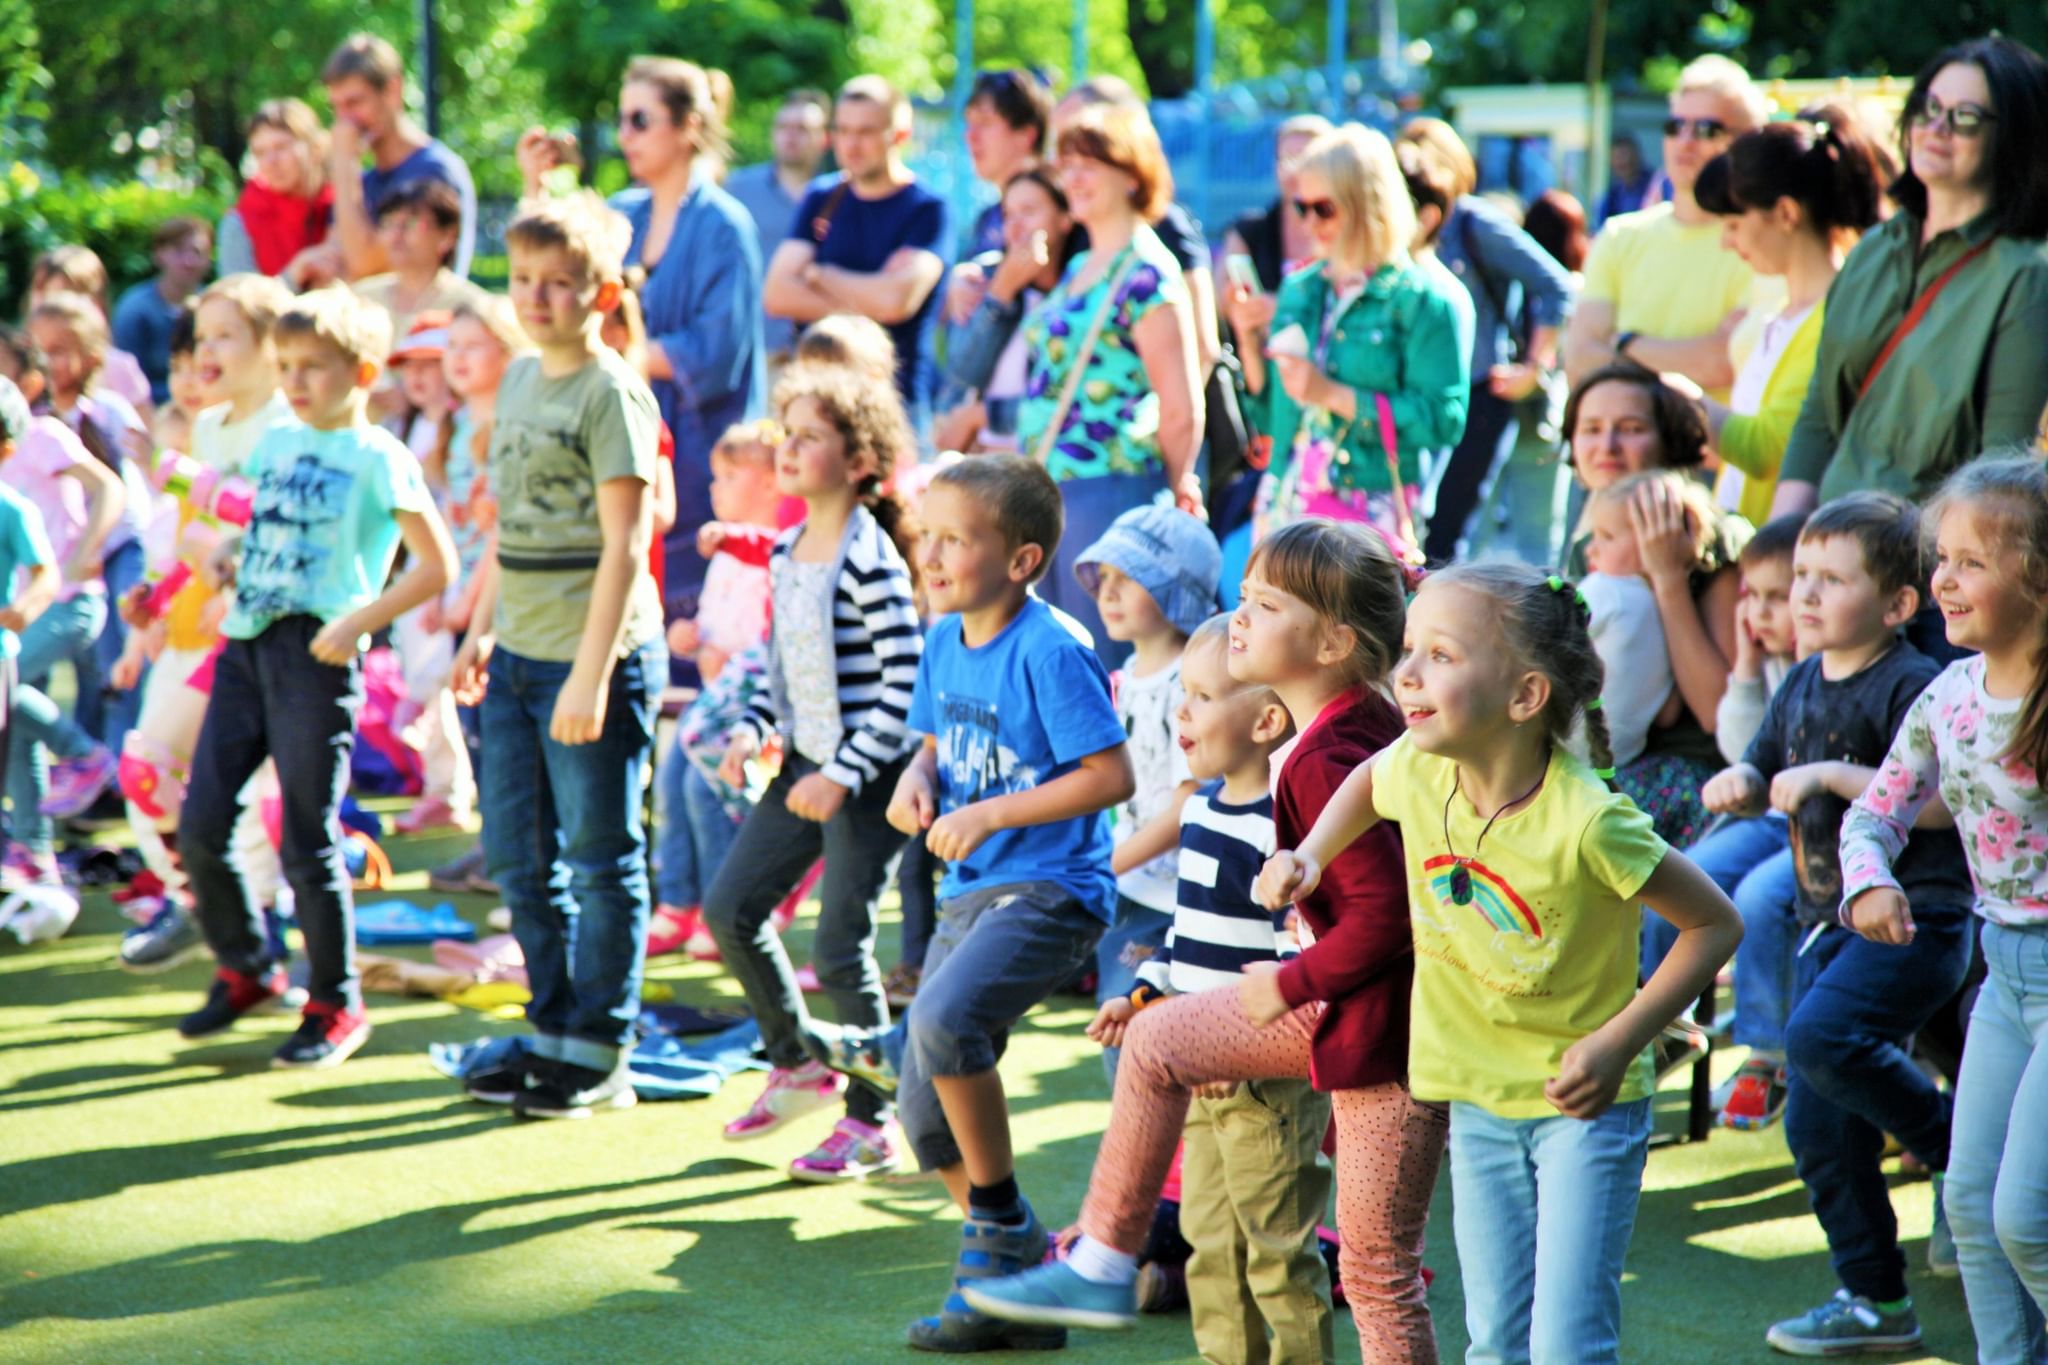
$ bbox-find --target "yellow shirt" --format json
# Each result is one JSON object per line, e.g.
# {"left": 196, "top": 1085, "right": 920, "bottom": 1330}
{"left": 163, "top": 394, "right": 294, "bottom": 651}
{"left": 1371, "top": 735, "right": 1668, "bottom": 1118}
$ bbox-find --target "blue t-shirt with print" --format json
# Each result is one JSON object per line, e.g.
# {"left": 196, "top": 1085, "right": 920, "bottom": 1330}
{"left": 907, "top": 596, "right": 1125, "bottom": 921}
{"left": 0, "top": 481, "right": 53, "bottom": 660}
{"left": 788, "top": 175, "right": 953, "bottom": 409}
{"left": 224, "top": 420, "right": 432, "bottom": 641}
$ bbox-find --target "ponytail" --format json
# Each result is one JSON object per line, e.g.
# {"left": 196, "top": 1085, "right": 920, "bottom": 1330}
{"left": 1694, "top": 100, "right": 1887, "bottom": 243}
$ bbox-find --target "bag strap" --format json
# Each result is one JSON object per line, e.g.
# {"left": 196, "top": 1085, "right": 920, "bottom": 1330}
{"left": 1372, "top": 391, "right": 1424, "bottom": 566}
{"left": 1031, "top": 245, "right": 1144, "bottom": 467}
{"left": 809, "top": 181, "right": 851, "bottom": 245}
{"left": 1858, "top": 240, "right": 1991, "bottom": 401}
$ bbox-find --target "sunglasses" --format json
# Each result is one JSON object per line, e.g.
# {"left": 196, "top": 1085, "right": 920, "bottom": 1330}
{"left": 1662, "top": 117, "right": 1729, "bottom": 141}
{"left": 618, "top": 109, "right": 663, "bottom": 133}
{"left": 1912, "top": 97, "right": 1997, "bottom": 137}
{"left": 1291, "top": 197, "right": 1339, "bottom": 221}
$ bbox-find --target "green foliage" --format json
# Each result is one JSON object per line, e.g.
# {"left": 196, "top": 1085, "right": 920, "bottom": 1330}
{"left": 0, "top": 163, "right": 227, "bottom": 314}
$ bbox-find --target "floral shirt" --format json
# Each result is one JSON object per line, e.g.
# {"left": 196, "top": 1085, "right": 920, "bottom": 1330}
{"left": 1840, "top": 655, "right": 2048, "bottom": 928}
{"left": 1016, "top": 223, "right": 1187, "bottom": 483}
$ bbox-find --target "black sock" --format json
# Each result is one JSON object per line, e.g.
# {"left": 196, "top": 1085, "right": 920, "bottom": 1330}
{"left": 968, "top": 1174, "right": 1024, "bottom": 1224}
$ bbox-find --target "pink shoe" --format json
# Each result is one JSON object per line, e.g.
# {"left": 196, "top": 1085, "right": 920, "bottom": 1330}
{"left": 794, "top": 965, "right": 823, "bottom": 994}
{"left": 771, "top": 860, "right": 824, "bottom": 933}
{"left": 646, "top": 905, "right": 701, "bottom": 957}
{"left": 0, "top": 844, "right": 61, "bottom": 891}
{"left": 686, "top": 923, "right": 722, "bottom": 961}
{"left": 788, "top": 1117, "right": 900, "bottom": 1183}
{"left": 40, "top": 747, "right": 117, "bottom": 818}
{"left": 395, "top": 797, "right": 464, "bottom": 835}
{"left": 722, "top": 1061, "right": 845, "bottom": 1141}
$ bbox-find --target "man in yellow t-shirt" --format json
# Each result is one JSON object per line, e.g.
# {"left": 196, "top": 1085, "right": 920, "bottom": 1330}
{"left": 1565, "top": 55, "right": 1774, "bottom": 398}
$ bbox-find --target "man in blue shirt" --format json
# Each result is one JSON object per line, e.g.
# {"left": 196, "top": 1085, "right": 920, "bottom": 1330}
{"left": 723, "top": 89, "right": 831, "bottom": 363}
{"left": 321, "top": 33, "right": 478, "bottom": 280}
{"left": 764, "top": 75, "right": 952, "bottom": 430}
{"left": 112, "top": 217, "right": 212, "bottom": 402}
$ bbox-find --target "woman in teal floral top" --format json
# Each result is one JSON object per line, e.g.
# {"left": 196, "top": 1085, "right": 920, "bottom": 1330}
{"left": 1247, "top": 124, "right": 1473, "bottom": 563}
{"left": 1017, "top": 102, "right": 1202, "bottom": 661}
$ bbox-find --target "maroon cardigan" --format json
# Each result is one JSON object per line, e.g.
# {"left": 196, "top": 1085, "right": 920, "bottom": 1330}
{"left": 1273, "top": 688, "right": 1414, "bottom": 1092}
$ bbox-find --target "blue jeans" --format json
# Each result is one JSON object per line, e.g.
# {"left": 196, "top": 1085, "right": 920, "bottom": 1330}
{"left": 479, "top": 640, "right": 661, "bottom": 1072}
{"left": 653, "top": 741, "right": 740, "bottom": 909}
{"left": 897, "top": 829, "right": 939, "bottom": 972}
{"left": 7, "top": 591, "right": 108, "bottom": 853}
{"left": 1095, "top": 895, "right": 1174, "bottom": 1086}
{"left": 1948, "top": 921, "right": 2048, "bottom": 1365}
{"left": 1645, "top": 815, "right": 1798, "bottom": 1052}
{"left": 1449, "top": 1097, "right": 1653, "bottom": 1364}
{"left": 74, "top": 539, "right": 142, "bottom": 748}
{"left": 1784, "top": 908, "right": 1973, "bottom": 1303}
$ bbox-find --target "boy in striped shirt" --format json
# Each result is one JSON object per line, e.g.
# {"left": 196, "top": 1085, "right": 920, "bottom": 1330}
{"left": 1090, "top": 614, "right": 1338, "bottom": 1362}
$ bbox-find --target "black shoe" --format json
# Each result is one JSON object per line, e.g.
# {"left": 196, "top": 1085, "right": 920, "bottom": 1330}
{"left": 465, "top": 1052, "right": 548, "bottom": 1105}
{"left": 271, "top": 1005, "right": 371, "bottom": 1070}
{"left": 513, "top": 1059, "right": 636, "bottom": 1119}
{"left": 178, "top": 966, "right": 288, "bottom": 1038}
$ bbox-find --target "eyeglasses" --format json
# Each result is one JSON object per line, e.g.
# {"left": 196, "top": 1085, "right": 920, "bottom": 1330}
{"left": 1291, "top": 197, "right": 1339, "bottom": 221}
{"left": 1912, "top": 97, "right": 1997, "bottom": 137}
{"left": 1662, "top": 117, "right": 1729, "bottom": 142}
{"left": 618, "top": 109, "right": 661, "bottom": 133}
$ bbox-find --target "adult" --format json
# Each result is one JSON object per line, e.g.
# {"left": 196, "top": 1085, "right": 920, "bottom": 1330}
{"left": 1399, "top": 118, "right": 1574, "bottom": 563}
{"left": 321, "top": 32, "right": 478, "bottom": 280}
{"left": 1245, "top": 124, "right": 1473, "bottom": 566}
{"left": 217, "top": 99, "right": 336, "bottom": 288}
{"left": 1564, "top": 56, "right": 1771, "bottom": 396}
{"left": 764, "top": 75, "right": 951, "bottom": 427}
{"left": 1773, "top": 35, "right": 2048, "bottom": 517}
{"left": 1679, "top": 106, "right": 1888, "bottom": 528}
{"left": 1522, "top": 190, "right": 1590, "bottom": 273}
{"left": 604, "top": 58, "right": 766, "bottom": 620}
{"left": 1016, "top": 100, "right": 1202, "bottom": 664}
{"left": 111, "top": 218, "right": 210, "bottom": 404}
{"left": 1595, "top": 135, "right": 1653, "bottom": 228}
{"left": 960, "top": 69, "right": 1055, "bottom": 257}
{"left": 1218, "top": 115, "right": 1333, "bottom": 411}
{"left": 723, "top": 88, "right": 831, "bottom": 364}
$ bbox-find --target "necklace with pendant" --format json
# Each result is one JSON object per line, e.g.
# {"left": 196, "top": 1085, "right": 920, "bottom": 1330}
{"left": 1441, "top": 765, "right": 1548, "bottom": 905}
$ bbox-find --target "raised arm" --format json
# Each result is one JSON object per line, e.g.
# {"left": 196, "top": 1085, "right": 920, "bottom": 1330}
{"left": 1256, "top": 753, "right": 1383, "bottom": 909}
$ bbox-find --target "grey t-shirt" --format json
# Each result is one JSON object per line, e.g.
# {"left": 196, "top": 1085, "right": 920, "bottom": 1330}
{"left": 489, "top": 349, "right": 664, "bottom": 662}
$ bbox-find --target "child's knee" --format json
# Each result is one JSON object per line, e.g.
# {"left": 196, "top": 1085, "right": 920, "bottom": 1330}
{"left": 906, "top": 992, "right": 990, "bottom": 1078}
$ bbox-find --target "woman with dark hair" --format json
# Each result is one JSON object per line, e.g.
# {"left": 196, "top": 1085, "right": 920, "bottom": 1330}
{"left": 1775, "top": 34, "right": 2048, "bottom": 515}
{"left": 1522, "top": 189, "right": 1590, "bottom": 273}
{"left": 1679, "top": 103, "right": 1889, "bottom": 525}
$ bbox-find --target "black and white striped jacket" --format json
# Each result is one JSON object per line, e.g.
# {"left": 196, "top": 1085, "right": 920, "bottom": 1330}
{"left": 738, "top": 505, "right": 923, "bottom": 795}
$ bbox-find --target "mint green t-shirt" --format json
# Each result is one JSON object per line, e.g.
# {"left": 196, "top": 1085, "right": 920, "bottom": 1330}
{"left": 0, "top": 481, "right": 54, "bottom": 660}
{"left": 223, "top": 420, "right": 432, "bottom": 642}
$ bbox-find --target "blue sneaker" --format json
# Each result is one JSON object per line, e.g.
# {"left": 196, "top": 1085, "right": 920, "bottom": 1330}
{"left": 1929, "top": 1174, "right": 1959, "bottom": 1278}
{"left": 798, "top": 1017, "right": 902, "bottom": 1095}
{"left": 118, "top": 901, "right": 206, "bottom": 973}
{"left": 961, "top": 1259, "right": 1139, "bottom": 1331}
{"left": 905, "top": 1200, "right": 1067, "bottom": 1353}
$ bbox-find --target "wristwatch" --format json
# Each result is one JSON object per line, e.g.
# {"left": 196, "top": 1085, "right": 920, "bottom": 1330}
{"left": 1615, "top": 330, "right": 1640, "bottom": 363}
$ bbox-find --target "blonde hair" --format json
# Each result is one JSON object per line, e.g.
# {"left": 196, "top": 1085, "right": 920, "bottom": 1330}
{"left": 449, "top": 293, "right": 531, "bottom": 358}
{"left": 838, "top": 74, "right": 911, "bottom": 132}
{"left": 796, "top": 314, "right": 898, "bottom": 385}
{"left": 275, "top": 286, "right": 392, "bottom": 370}
{"left": 197, "top": 273, "right": 296, "bottom": 345}
{"left": 712, "top": 417, "right": 782, "bottom": 468}
{"left": 623, "top": 55, "right": 735, "bottom": 165}
{"left": 504, "top": 191, "right": 634, "bottom": 284}
{"left": 1397, "top": 118, "right": 1478, "bottom": 201}
{"left": 28, "top": 293, "right": 109, "bottom": 372}
{"left": 1588, "top": 470, "right": 1723, "bottom": 572}
{"left": 245, "top": 98, "right": 330, "bottom": 190}
{"left": 30, "top": 246, "right": 111, "bottom": 313}
{"left": 1676, "top": 54, "right": 1770, "bottom": 129}
{"left": 1187, "top": 613, "right": 1289, "bottom": 720}
{"left": 1297, "top": 124, "right": 1416, "bottom": 274}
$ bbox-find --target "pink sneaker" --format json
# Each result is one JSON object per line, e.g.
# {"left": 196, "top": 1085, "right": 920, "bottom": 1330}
{"left": 788, "top": 1117, "right": 900, "bottom": 1183}
{"left": 395, "top": 797, "right": 465, "bottom": 835}
{"left": 686, "top": 922, "right": 722, "bottom": 961}
{"left": 771, "top": 860, "right": 824, "bottom": 933}
{"left": 722, "top": 1061, "right": 845, "bottom": 1141}
{"left": 0, "top": 844, "right": 61, "bottom": 890}
{"left": 40, "top": 746, "right": 117, "bottom": 818}
{"left": 646, "top": 905, "right": 701, "bottom": 957}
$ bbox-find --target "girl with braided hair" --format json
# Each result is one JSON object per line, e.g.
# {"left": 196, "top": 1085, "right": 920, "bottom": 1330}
{"left": 1260, "top": 559, "right": 1743, "bottom": 1364}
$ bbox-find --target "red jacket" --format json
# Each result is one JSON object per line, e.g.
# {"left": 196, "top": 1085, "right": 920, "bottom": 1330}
{"left": 1273, "top": 688, "right": 1414, "bottom": 1092}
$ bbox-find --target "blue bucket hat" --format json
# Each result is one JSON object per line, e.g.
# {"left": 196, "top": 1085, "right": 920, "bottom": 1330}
{"left": 1073, "top": 504, "right": 1222, "bottom": 637}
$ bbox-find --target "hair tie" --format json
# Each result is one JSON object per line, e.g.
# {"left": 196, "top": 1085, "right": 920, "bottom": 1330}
{"left": 1546, "top": 575, "right": 1565, "bottom": 593}
{"left": 1586, "top": 696, "right": 1605, "bottom": 712}
{"left": 1400, "top": 563, "right": 1428, "bottom": 595}
{"left": 1594, "top": 765, "right": 1617, "bottom": 780}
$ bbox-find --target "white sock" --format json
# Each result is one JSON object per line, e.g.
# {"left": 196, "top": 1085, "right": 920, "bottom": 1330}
{"left": 1065, "top": 1234, "right": 1138, "bottom": 1286}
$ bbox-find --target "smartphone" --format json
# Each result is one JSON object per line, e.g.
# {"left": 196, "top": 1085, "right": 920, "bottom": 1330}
{"left": 1223, "top": 253, "right": 1260, "bottom": 292}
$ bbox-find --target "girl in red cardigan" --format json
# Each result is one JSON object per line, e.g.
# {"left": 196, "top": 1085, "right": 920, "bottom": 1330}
{"left": 963, "top": 520, "right": 1448, "bottom": 1363}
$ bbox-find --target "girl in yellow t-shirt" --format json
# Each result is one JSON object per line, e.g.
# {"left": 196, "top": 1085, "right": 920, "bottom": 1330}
{"left": 1260, "top": 560, "right": 1742, "bottom": 1364}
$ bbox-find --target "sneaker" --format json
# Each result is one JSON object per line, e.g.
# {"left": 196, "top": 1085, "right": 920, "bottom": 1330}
{"left": 1721, "top": 1056, "right": 1790, "bottom": 1131}
{"left": 428, "top": 844, "right": 497, "bottom": 895}
{"left": 40, "top": 746, "right": 118, "bottom": 819}
{"left": 1765, "top": 1290, "right": 1921, "bottom": 1356}
{"left": 1653, "top": 1020, "right": 1710, "bottom": 1081}
{"left": 908, "top": 1202, "right": 1070, "bottom": 1353}
{"left": 465, "top": 1052, "right": 548, "bottom": 1105}
{"left": 962, "top": 1259, "right": 1140, "bottom": 1332}
{"left": 646, "top": 905, "right": 702, "bottom": 958}
{"left": 118, "top": 901, "right": 206, "bottom": 973}
{"left": 178, "top": 965, "right": 289, "bottom": 1037}
{"left": 395, "top": 797, "right": 465, "bottom": 835}
{"left": 0, "top": 844, "right": 61, "bottom": 891}
{"left": 514, "top": 1059, "right": 637, "bottom": 1119}
{"left": 723, "top": 1062, "right": 845, "bottom": 1140}
{"left": 272, "top": 1004, "right": 371, "bottom": 1069}
{"left": 789, "top": 1117, "right": 900, "bottom": 1183}
{"left": 798, "top": 1018, "right": 902, "bottom": 1095}
{"left": 1928, "top": 1174, "right": 1959, "bottom": 1278}
{"left": 685, "top": 922, "right": 722, "bottom": 961}
{"left": 1134, "top": 1260, "right": 1187, "bottom": 1315}
{"left": 883, "top": 960, "right": 922, "bottom": 1010}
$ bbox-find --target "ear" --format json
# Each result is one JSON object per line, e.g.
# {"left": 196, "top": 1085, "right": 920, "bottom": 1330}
{"left": 1249, "top": 699, "right": 1292, "bottom": 745}
{"left": 356, "top": 360, "right": 380, "bottom": 390}
{"left": 1773, "top": 194, "right": 1803, "bottom": 233}
{"left": 1506, "top": 669, "right": 1553, "bottom": 727}
{"left": 1314, "top": 621, "right": 1357, "bottom": 671}
{"left": 1883, "top": 582, "right": 1921, "bottom": 630}
{"left": 1009, "top": 541, "right": 1046, "bottom": 585}
{"left": 593, "top": 279, "right": 624, "bottom": 315}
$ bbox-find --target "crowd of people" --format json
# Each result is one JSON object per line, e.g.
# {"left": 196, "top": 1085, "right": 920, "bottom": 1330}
{"left": 7, "top": 23, "right": 2048, "bottom": 1364}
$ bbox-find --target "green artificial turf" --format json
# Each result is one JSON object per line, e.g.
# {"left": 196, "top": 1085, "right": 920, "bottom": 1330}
{"left": 0, "top": 822, "right": 1976, "bottom": 1364}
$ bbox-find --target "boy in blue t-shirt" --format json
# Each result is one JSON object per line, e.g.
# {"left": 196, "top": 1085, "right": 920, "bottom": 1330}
{"left": 176, "top": 288, "right": 456, "bottom": 1069}
{"left": 805, "top": 456, "right": 1132, "bottom": 1352}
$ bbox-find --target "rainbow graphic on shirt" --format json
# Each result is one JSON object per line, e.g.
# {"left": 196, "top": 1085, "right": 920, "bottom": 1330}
{"left": 1422, "top": 855, "right": 1543, "bottom": 937}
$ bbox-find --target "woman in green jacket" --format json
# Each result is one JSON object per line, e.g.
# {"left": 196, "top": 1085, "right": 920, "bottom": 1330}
{"left": 1245, "top": 124, "right": 1473, "bottom": 563}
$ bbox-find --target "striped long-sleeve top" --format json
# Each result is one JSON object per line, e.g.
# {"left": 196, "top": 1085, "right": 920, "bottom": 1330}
{"left": 1136, "top": 781, "right": 1296, "bottom": 996}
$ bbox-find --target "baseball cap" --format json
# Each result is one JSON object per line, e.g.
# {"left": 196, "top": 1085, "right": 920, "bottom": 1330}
{"left": 1073, "top": 503, "right": 1221, "bottom": 637}
{"left": 388, "top": 310, "right": 453, "bottom": 365}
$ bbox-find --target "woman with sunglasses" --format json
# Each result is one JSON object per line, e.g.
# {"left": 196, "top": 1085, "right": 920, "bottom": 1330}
{"left": 1775, "top": 35, "right": 2048, "bottom": 523}
{"left": 1246, "top": 123, "right": 1472, "bottom": 565}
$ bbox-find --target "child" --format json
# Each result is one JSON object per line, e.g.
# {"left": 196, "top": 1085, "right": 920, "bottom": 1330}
{"left": 350, "top": 180, "right": 482, "bottom": 345}
{"left": 27, "top": 245, "right": 155, "bottom": 415}
{"left": 807, "top": 455, "right": 1133, "bottom": 1352}
{"left": 0, "top": 381, "right": 60, "bottom": 821}
{"left": 112, "top": 217, "right": 213, "bottom": 403}
{"left": 701, "top": 366, "right": 923, "bottom": 1182}
{"left": 386, "top": 311, "right": 459, "bottom": 463}
{"left": 1700, "top": 493, "right": 1972, "bottom": 1356}
{"left": 1074, "top": 504, "right": 1216, "bottom": 1081}
{"left": 1839, "top": 458, "right": 2048, "bottom": 1365}
{"left": 1120, "top": 614, "right": 1335, "bottom": 1363}
{"left": 647, "top": 418, "right": 782, "bottom": 960}
{"left": 1262, "top": 559, "right": 1743, "bottom": 1364}
{"left": 111, "top": 273, "right": 299, "bottom": 972}
{"left": 1578, "top": 472, "right": 1689, "bottom": 768}
{"left": 153, "top": 306, "right": 205, "bottom": 456}
{"left": 450, "top": 194, "right": 665, "bottom": 1116}
{"left": 174, "top": 286, "right": 454, "bottom": 1068}
{"left": 965, "top": 520, "right": 1439, "bottom": 1361}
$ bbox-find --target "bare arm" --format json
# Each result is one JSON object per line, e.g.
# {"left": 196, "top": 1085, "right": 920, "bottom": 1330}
{"left": 1110, "top": 779, "right": 1200, "bottom": 877}
{"left": 309, "top": 506, "right": 454, "bottom": 664}
{"left": 573, "top": 477, "right": 652, "bottom": 687}
{"left": 1183, "top": 265, "right": 1221, "bottom": 371}
{"left": 763, "top": 240, "right": 835, "bottom": 323}
{"left": 326, "top": 123, "right": 390, "bottom": 280}
{"left": 1562, "top": 297, "right": 1618, "bottom": 386}
{"left": 925, "top": 744, "right": 1136, "bottom": 864}
{"left": 1625, "top": 328, "right": 1737, "bottom": 392}
{"left": 813, "top": 247, "right": 946, "bottom": 326}
{"left": 1133, "top": 300, "right": 1204, "bottom": 493}
{"left": 1256, "top": 754, "right": 1383, "bottom": 908}
{"left": 59, "top": 454, "right": 125, "bottom": 579}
